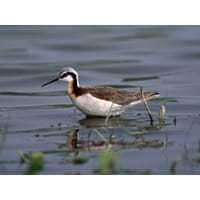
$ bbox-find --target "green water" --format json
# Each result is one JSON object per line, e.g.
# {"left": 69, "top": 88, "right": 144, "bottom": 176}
{"left": 0, "top": 26, "right": 200, "bottom": 174}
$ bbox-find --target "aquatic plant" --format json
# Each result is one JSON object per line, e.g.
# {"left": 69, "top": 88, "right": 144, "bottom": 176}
{"left": 170, "top": 161, "right": 177, "bottom": 175}
{"left": 158, "top": 105, "right": 166, "bottom": 125}
{"left": 19, "top": 151, "right": 44, "bottom": 175}
{"left": 99, "top": 149, "right": 118, "bottom": 175}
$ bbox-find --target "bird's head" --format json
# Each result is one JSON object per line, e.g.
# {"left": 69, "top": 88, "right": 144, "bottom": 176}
{"left": 42, "top": 67, "right": 79, "bottom": 87}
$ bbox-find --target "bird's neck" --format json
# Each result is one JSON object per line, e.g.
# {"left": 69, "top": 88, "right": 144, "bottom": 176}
{"left": 67, "top": 77, "right": 80, "bottom": 97}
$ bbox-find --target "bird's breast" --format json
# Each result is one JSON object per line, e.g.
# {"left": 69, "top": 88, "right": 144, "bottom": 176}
{"left": 70, "top": 93, "right": 122, "bottom": 116}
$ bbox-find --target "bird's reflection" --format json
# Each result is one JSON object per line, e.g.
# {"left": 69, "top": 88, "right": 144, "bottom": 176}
{"left": 66, "top": 128, "right": 79, "bottom": 155}
{"left": 67, "top": 128, "right": 79, "bottom": 150}
{"left": 78, "top": 116, "right": 134, "bottom": 129}
{"left": 65, "top": 115, "right": 175, "bottom": 155}
{"left": 65, "top": 127, "right": 173, "bottom": 154}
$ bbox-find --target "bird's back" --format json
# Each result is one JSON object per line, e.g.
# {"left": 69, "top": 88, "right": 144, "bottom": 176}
{"left": 75, "top": 86, "right": 159, "bottom": 106}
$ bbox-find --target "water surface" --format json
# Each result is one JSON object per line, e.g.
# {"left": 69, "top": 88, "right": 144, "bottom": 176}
{"left": 0, "top": 26, "right": 200, "bottom": 174}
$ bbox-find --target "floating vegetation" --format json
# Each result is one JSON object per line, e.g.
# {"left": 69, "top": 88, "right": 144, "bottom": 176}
{"left": 19, "top": 151, "right": 44, "bottom": 175}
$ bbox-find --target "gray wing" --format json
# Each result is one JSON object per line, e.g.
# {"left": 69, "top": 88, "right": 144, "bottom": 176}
{"left": 83, "top": 87, "right": 159, "bottom": 106}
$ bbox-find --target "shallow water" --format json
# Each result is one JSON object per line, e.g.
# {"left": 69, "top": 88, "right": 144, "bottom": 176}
{"left": 0, "top": 26, "right": 200, "bottom": 174}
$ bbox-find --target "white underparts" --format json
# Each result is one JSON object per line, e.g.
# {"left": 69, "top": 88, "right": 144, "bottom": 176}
{"left": 69, "top": 93, "right": 159, "bottom": 117}
{"left": 70, "top": 93, "right": 123, "bottom": 117}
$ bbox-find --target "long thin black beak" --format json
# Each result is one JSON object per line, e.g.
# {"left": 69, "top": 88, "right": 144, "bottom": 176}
{"left": 41, "top": 77, "right": 59, "bottom": 87}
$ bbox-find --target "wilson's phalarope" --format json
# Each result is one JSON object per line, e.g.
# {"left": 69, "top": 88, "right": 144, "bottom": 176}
{"left": 42, "top": 68, "right": 159, "bottom": 117}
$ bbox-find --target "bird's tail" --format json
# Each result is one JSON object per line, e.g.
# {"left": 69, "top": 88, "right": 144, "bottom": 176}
{"left": 144, "top": 91, "right": 160, "bottom": 100}
{"left": 129, "top": 91, "right": 160, "bottom": 107}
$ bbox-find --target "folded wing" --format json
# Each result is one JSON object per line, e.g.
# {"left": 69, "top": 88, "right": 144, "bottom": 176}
{"left": 79, "top": 86, "right": 159, "bottom": 106}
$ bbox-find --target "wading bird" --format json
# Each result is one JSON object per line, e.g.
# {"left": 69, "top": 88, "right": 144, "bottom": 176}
{"left": 42, "top": 68, "right": 159, "bottom": 117}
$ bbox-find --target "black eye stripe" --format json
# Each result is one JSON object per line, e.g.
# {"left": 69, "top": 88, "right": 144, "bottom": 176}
{"left": 59, "top": 71, "right": 76, "bottom": 79}
{"left": 59, "top": 72, "right": 68, "bottom": 78}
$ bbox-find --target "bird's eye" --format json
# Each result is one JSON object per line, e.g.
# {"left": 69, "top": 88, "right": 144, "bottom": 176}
{"left": 59, "top": 72, "right": 68, "bottom": 79}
